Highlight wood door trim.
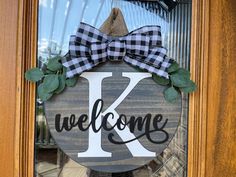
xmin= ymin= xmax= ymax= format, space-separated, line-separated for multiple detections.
xmin=188 ymin=0 xmax=209 ymax=177
xmin=14 ymin=0 xmax=38 ymax=177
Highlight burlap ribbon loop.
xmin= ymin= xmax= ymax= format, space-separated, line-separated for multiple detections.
xmin=99 ymin=8 xmax=129 ymax=36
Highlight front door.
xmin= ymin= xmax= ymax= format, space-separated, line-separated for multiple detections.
xmin=0 ymin=0 xmax=235 ymax=177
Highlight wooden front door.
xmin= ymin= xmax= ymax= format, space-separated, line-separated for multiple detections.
xmin=0 ymin=0 xmax=235 ymax=177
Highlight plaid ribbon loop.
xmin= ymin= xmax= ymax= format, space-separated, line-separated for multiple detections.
xmin=62 ymin=22 xmax=174 ymax=79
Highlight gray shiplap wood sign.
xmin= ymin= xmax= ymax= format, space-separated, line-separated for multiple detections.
xmin=45 ymin=62 xmax=181 ymax=172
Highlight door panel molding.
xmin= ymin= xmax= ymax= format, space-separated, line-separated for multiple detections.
xmin=14 ymin=0 xmax=38 ymax=177
xmin=188 ymin=0 xmax=209 ymax=176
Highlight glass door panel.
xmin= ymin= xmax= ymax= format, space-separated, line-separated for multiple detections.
xmin=36 ymin=0 xmax=191 ymax=176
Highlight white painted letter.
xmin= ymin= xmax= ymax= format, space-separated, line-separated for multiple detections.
xmin=78 ymin=72 xmax=156 ymax=157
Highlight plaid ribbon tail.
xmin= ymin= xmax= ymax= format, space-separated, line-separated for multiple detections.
xmin=124 ymin=47 xmax=174 ymax=79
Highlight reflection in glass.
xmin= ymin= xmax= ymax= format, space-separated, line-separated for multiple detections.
xmin=36 ymin=0 xmax=191 ymax=176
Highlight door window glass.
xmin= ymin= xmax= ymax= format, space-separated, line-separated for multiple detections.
xmin=36 ymin=0 xmax=191 ymax=176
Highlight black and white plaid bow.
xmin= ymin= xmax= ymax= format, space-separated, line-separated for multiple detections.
xmin=62 ymin=22 xmax=174 ymax=79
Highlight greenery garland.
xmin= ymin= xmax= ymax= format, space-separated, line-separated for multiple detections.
xmin=25 ymin=56 xmax=196 ymax=103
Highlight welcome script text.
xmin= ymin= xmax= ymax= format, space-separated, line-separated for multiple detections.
xmin=55 ymin=99 xmax=169 ymax=145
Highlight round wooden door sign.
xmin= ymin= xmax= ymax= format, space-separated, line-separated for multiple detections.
xmin=45 ymin=62 xmax=182 ymax=172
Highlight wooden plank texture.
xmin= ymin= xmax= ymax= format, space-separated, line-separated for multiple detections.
xmin=206 ymin=0 xmax=236 ymax=176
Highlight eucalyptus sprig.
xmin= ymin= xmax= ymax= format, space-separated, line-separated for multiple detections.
xmin=152 ymin=61 xmax=197 ymax=103
xmin=25 ymin=56 xmax=78 ymax=101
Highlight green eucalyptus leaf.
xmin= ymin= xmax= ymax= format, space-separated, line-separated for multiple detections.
xmin=170 ymin=69 xmax=191 ymax=87
xmin=152 ymin=74 xmax=170 ymax=86
xmin=175 ymin=68 xmax=190 ymax=77
xmin=180 ymin=80 xmax=197 ymax=93
xmin=164 ymin=86 xmax=180 ymax=103
xmin=38 ymin=83 xmax=53 ymax=101
xmin=25 ymin=68 xmax=44 ymax=82
xmin=43 ymin=74 xmax=59 ymax=93
xmin=55 ymin=75 xmax=66 ymax=94
xmin=66 ymin=77 xmax=78 ymax=87
xmin=47 ymin=58 xmax=62 ymax=71
xmin=167 ymin=62 xmax=179 ymax=73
